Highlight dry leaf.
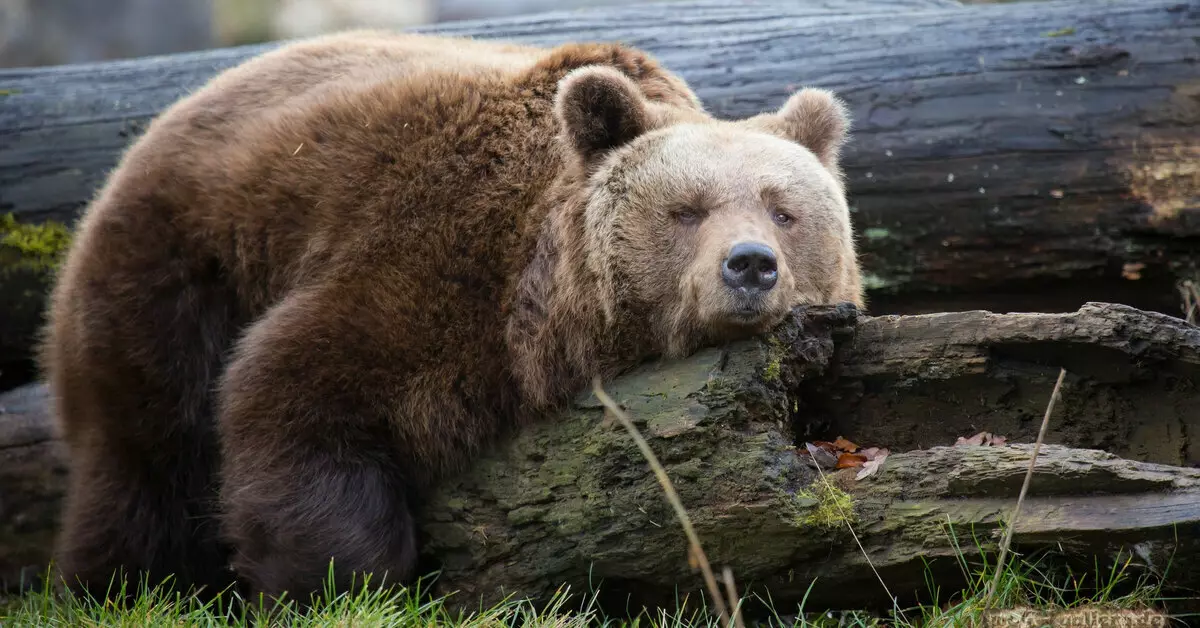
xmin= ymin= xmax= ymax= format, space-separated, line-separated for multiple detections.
xmin=836 ymin=453 xmax=868 ymax=469
xmin=806 ymin=435 xmax=893 ymax=473
xmin=956 ymin=432 xmax=987 ymax=446
xmin=856 ymin=449 xmax=890 ymax=480
xmin=954 ymin=431 xmax=1009 ymax=447
xmin=833 ymin=437 xmax=859 ymax=452
xmin=804 ymin=442 xmax=839 ymax=470
xmin=1122 ymin=262 xmax=1145 ymax=281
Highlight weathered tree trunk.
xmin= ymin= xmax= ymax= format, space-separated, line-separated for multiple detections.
xmin=0 ymin=0 xmax=215 ymax=69
xmin=0 ymin=0 xmax=1198 ymax=371
xmin=432 ymin=0 xmax=961 ymax=22
xmin=3 ymin=302 xmax=1198 ymax=613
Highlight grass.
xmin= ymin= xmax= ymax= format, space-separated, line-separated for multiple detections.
xmin=1 ymin=538 xmax=1180 ymax=627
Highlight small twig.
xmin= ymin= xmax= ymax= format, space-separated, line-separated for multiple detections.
xmin=591 ymin=377 xmax=740 ymax=628
xmin=984 ymin=367 xmax=1067 ymax=607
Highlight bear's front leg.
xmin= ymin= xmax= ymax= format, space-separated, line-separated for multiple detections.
xmin=215 ymin=289 xmax=421 ymax=603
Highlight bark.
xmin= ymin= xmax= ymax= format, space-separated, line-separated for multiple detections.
xmin=2 ymin=302 xmax=1198 ymax=613
xmin=432 ymin=0 xmax=962 ymax=22
xmin=0 ymin=382 xmax=64 ymax=592
xmin=0 ymin=0 xmax=215 ymax=69
xmin=0 ymin=0 xmax=1198 ymax=369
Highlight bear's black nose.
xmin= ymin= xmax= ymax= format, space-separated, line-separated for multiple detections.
xmin=722 ymin=242 xmax=778 ymax=293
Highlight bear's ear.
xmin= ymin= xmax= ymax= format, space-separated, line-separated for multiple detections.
xmin=759 ymin=87 xmax=851 ymax=171
xmin=554 ymin=65 xmax=651 ymax=163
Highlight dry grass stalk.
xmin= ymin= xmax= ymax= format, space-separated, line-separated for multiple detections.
xmin=721 ymin=567 xmax=744 ymax=624
xmin=810 ymin=461 xmax=905 ymax=622
xmin=984 ymin=367 xmax=1068 ymax=607
xmin=591 ymin=377 xmax=745 ymax=628
xmin=979 ymin=606 xmax=1170 ymax=628
xmin=1180 ymin=279 xmax=1198 ymax=325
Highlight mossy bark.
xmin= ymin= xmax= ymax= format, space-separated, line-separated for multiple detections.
xmin=0 ymin=214 xmax=70 ymax=379
xmin=4 ymin=303 xmax=1198 ymax=612
xmin=414 ymin=304 xmax=1200 ymax=612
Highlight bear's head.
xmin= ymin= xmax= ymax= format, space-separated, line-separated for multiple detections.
xmin=507 ymin=63 xmax=863 ymax=406
xmin=551 ymin=65 xmax=863 ymax=359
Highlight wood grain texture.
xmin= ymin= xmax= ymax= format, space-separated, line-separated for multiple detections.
xmin=433 ymin=0 xmax=963 ymax=23
xmin=816 ymin=303 xmax=1200 ymax=465
xmin=0 ymin=382 xmax=64 ymax=593
xmin=3 ymin=302 xmax=1197 ymax=610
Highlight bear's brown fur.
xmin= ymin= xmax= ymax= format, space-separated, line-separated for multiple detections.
xmin=38 ymin=30 xmax=862 ymax=604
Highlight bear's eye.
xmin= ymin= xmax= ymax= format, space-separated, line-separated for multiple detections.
xmin=674 ymin=209 xmax=702 ymax=225
xmin=772 ymin=211 xmax=794 ymax=226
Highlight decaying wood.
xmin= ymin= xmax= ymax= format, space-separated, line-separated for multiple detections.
xmin=0 ymin=0 xmax=1198 ymax=370
xmin=2 ymin=302 xmax=1197 ymax=613
xmin=807 ymin=303 xmax=1200 ymax=467
xmin=0 ymin=383 xmax=63 ymax=593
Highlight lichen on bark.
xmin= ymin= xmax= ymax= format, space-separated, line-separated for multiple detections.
xmin=0 ymin=213 xmax=72 ymax=276
xmin=0 ymin=214 xmax=73 ymax=366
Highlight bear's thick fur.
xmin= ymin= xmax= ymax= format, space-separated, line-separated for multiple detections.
xmin=39 ymin=31 xmax=863 ymax=603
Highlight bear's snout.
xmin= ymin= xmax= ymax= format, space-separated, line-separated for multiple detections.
xmin=721 ymin=241 xmax=779 ymax=296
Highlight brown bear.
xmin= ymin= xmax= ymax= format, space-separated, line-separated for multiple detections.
xmin=38 ymin=30 xmax=863 ymax=605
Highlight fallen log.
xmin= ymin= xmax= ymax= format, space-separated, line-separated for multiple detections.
xmin=433 ymin=0 xmax=963 ymax=23
xmin=0 ymin=0 xmax=215 ymax=69
xmin=3 ymin=302 xmax=1198 ymax=614
xmin=807 ymin=303 xmax=1200 ymax=467
xmin=1 ymin=0 xmax=1198 ymax=372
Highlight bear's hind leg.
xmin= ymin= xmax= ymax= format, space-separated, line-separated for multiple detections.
xmin=216 ymin=291 xmax=421 ymax=604
xmin=42 ymin=236 xmax=241 ymax=604
xmin=55 ymin=452 xmax=160 ymax=603
xmin=54 ymin=438 xmax=230 ymax=604
xmin=220 ymin=442 xmax=419 ymax=604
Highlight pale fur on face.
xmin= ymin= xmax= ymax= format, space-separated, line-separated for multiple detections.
xmin=551 ymin=66 xmax=863 ymax=359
